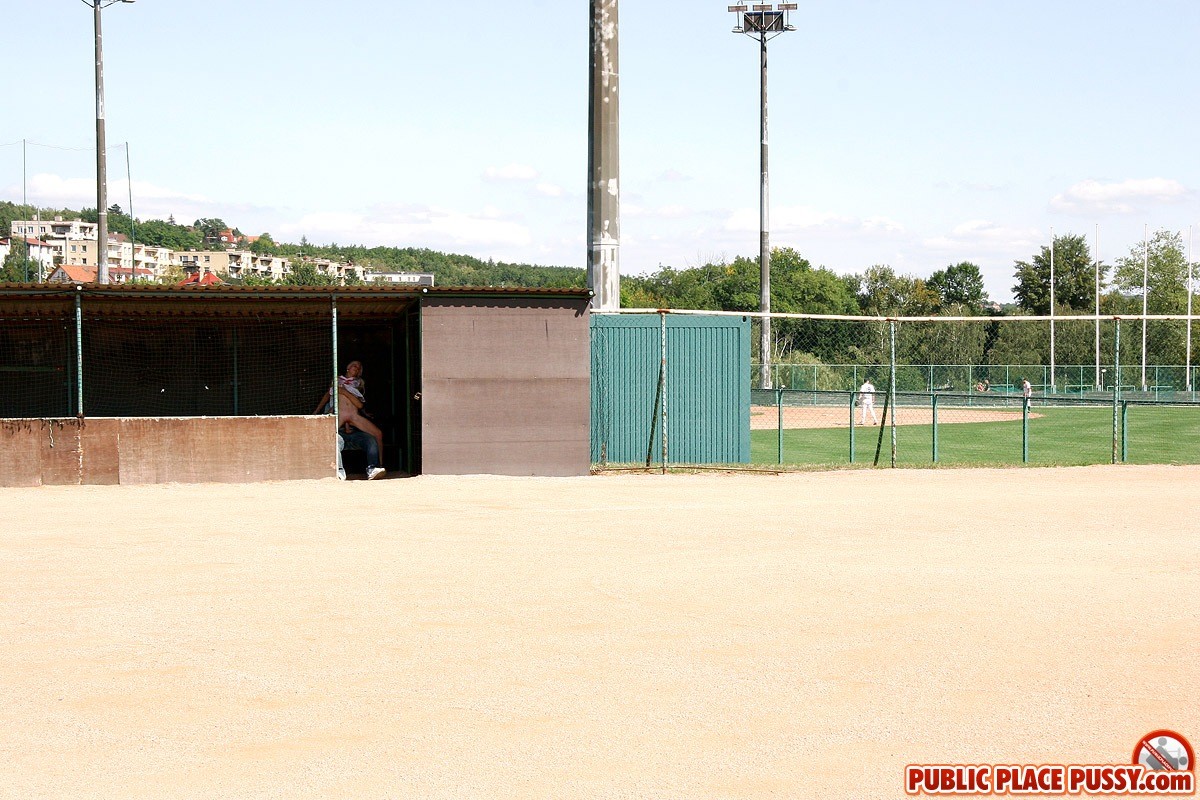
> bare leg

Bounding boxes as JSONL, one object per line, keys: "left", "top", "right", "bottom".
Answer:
{"left": 342, "top": 409, "right": 384, "bottom": 464}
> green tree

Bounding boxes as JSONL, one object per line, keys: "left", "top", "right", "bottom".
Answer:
{"left": 250, "top": 233, "right": 277, "bottom": 255}
{"left": 193, "top": 218, "right": 228, "bottom": 242}
{"left": 281, "top": 261, "right": 336, "bottom": 286}
{"left": 1113, "top": 229, "right": 1189, "bottom": 313}
{"left": 1, "top": 245, "right": 33, "bottom": 282}
{"left": 1012, "top": 233, "right": 1102, "bottom": 313}
{"left": 851, "top": 265, "right": 939, "bottom": 316}
{"left": 927, "top": 262, "right": 987, "bottom": 309}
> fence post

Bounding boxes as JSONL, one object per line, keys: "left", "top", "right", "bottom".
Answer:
{"left": 848, "top": 391, "right": 855, "bottom": 464}
{"left": 660, "top": 311, "right": 668, "bottom": 474}
{"left": 932, "top": 393, "right": 939, "bottom": 463}
{"left": 331, "top": 294, "right": 340, "bottom": 476}
{"left": 889, "top": 321, "right": 897, "bottom": 468}
{"left": 1112, "top": 319, "right": 1121, "bottom": 465}
{"left": 776, "top": 387, "right": 783, "bottom": 465}
{"left": 1022, "top": 396, "right": 1029, "bottom": 463}
{"left": 1121, "top": 401, "right": 1128, "bottom": 463}
{"left": 74, "top": 285, "right": 83, "bottom": 417}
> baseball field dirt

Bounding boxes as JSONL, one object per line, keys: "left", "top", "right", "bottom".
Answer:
{"left": 2, "top": 466, "right": 1197, "bottom": 798}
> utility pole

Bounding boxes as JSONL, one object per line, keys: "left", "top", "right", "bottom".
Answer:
{"left": 87, "top": 0, "right": 135, "bottom": 284}
{"left": 729, "top": 3, "right": 796, "bottom": 389}
{"left": 587, "top": 0, "right": 620, "bottom": 311}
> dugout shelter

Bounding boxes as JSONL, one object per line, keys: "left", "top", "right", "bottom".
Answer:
{"left": 0, "top": 283, "right": 591, "bottom": 486}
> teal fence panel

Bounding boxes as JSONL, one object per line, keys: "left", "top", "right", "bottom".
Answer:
{"left": 591, "top": 314, "right": 750, "bottom": 464}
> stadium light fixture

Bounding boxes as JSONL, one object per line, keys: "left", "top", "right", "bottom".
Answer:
{"left": 82, "top": 0, "right": 135, "bottom": 284}
{"left": 728, "top": 1, "right": 797, "bottom": 390}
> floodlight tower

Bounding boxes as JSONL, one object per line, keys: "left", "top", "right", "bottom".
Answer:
{"left": 588, "top": 0, "right": 620, "bottom": 310}
{"left": 729, "top": 3, "right": 796, "bottom": 389}
{"left": 85, "top": 0, "right": 135, "bottom": 285}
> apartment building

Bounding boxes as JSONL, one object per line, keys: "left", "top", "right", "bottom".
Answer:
{"left": 0, "top": 237, "right": 58, "bottom": 279}
{"left": 369, "top": 271, "right": 435, "bottom": 287}
{"left": 10, "top": 217, "right": 97, "bottom": 241}
{"left": 9, "top": 219, "right": 360, "bottom": 284}
{"left": 46, "top": 264, "right": 155, "bottom": 284}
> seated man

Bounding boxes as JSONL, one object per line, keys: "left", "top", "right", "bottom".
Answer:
{"left": 338, "top": 424, "right": 385, "bottom": 480}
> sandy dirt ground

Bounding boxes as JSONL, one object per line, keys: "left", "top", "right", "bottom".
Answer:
{"left": 2, "top": 467, "right": 1198, "bottom": 799}
{"left": 751, "top": 404, "right": 1039, "bottom": 429}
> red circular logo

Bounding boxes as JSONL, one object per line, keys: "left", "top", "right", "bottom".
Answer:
{"left": 1134, "top": 730, "right": 1194, "bottom": 772}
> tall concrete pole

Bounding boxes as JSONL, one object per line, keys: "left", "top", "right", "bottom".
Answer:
{"left": 758, "top": 30, "right": 771, "bottom": 389}
{"left": 93, "top": 0, "right": 110, "bottom": 284}
{"left": 587, "top": 0, "right": 619, "bottom": 310}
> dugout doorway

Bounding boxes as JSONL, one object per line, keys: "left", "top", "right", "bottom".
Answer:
{"left": 335, "top": 298, "right": 422, "bottom": 476}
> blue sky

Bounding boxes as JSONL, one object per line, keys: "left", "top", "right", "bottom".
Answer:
{"left": 3, "top": 0, "right": 1200, "bottom": 301}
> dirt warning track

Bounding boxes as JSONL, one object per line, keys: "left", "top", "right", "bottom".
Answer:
{"left": 1, "top": 467, "right": 1196, "bottom": 799}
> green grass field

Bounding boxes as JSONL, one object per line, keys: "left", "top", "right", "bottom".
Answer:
{"left": 750, "top": 405, "right": 1200, "bottom": 467}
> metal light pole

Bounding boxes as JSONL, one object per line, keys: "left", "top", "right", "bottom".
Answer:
{"left": 1094, "top": 223, "right": 1101, "bottom": 389}
{"left": 729, "top": 3, "right": 795, "bottom": 390}
{"left": 86, "top": 0, "right": 134, "bottom": 285}
{"left": 587, "top": 0, "right": 620, "bottom": 311}
{"left": 1049, "top": 227, "right": 1055, "bottom": 393}
{"left": 1141, "top": 223, "right": 1149, "bottom": 390}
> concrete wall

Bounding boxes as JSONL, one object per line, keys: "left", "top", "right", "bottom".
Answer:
{"left": 0, "top": 417, "right": 333, "bottom": 487}
{"left": 420, "top": 298, "right": 591, "bottom": 476}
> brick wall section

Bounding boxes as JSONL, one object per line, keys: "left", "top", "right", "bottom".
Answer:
{"left": 0, "top": 417, "right": 334, "bottom": 486}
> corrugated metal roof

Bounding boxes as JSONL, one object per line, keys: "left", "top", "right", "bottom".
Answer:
{"left": 0, "top": 283, "right": 592, "bottom": 300}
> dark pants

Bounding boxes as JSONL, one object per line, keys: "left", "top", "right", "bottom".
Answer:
{"left": 339, "top": 427, "right": 380, "bottom": 472}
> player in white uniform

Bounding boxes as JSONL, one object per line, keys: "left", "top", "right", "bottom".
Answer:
{"left": 859, "top": 379, "right": 878, "bottom": 425}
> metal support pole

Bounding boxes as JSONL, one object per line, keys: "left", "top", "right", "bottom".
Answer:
{"left": 1187, "top": 225, "right": 1194, "bottom": 393}
{"left": 776, "top": 387, "right": 783, "bottom": 465}
{"left": 126, "top": 141, "right": 136, "bottom": 277}
{"left": 74, "top": 287, "right": 84, "bottom": 416}
{"left": 1050, "top": 228, "right": 1055, "bottom": 393}
{"left": 1095, "top": 223, "right": 1102, "bottom": 389}
{"left": 660, "top": 310, "right": 668, "bottom": 473}
{"left": 22, "top": 139, "right": 28, "bottom": 282}
{"left": 1112, "top": 319, "right": 1121, "bottom": 464}
{"left": 331, "top": 295, "right": 339, "bottom": 474}
{"left": 848, "top": 391, "right": 855, "bottom": 464}
{"left": 232, "top": 327, "right": 239, "bottom": 414}
{"left": 889, "top": 321, "right": 897, "bottom": 468}
{"left": 758, "top": 30, "right": 772, "bottom": 390}
{"left": 93, "top": 0, "right": 110, "bottom": 285}
{"left": 1022, "top": 396, "right": 1029, "bottom": 464}
{"left": 586, "top": 0, "right": 620, "bottom": 311}
{"left": 1120, "top": 401, "right": 1128, "bottom": 463}
{"left": 1141, "top": 224, "right": 1149, "bottom": 390}
{"left": 932, "top": 393, "right": 939, "bottom": 463}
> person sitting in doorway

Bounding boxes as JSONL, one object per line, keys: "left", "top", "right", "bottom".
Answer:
{"left": 314, "top": 360, "right": 386, "bottom": 480}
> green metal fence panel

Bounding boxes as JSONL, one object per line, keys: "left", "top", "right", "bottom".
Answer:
{"left": 591, "top": 314, "right": 750, "bottom": 464}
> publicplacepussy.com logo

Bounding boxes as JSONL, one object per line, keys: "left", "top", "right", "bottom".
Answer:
{"left": 905, "top": 730, "right": 1194, "bottom": 796}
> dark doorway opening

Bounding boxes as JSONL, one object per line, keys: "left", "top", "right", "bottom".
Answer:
{"left": 337, "top": 302, "right": 420, "bottom": 475}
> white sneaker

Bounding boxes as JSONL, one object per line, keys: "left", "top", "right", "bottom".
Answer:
{"left": 366, "top": 466, "right": 386, "bottom": 481}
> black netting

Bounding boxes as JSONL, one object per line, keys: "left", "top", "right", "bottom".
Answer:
{"left": 81, "top": 315, "right": 332, "bottom": 417}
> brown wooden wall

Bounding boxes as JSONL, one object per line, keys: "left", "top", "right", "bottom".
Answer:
{"left": 0, "top": 417, "right": 334, "bottom": 486}
{"left": 419, "top": 297, "right": 590, "bottom": 476}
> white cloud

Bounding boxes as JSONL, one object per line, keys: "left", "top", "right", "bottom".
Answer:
{"left": 277, "top": 205, "right": 532, "bottom": 251}
{"left": 483, "top": 163, "right": 539, "bottom": 182}
{"left": 1050, "top": 178, "right": 1190, "bottom": 214}
{"left": 658, "top": 169, "right": 691, "bottom": 183}
{"left": 16, "top": 172, "right": 238, "bottom": 224}
{"left": 922, "top": 220, "right": 1041, "bottom": 252}
{"left": 724, "top": 205, "right": 904, "bottom": 235}
{"left": 535, "top": 182, "right": 564, "bottom": 197}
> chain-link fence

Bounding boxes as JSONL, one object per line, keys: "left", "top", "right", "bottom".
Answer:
{"left": 597, "top": 311, "right": 1199, "bottom": 469}
{"left": 0, "top": 288, "right": 405, "bottom": 421}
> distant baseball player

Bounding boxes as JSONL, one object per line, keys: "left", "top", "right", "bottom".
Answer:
{"left": 1021, "top": 378, "right": 1032, "bottom": 400}
{"left": 859, "top": 378, "right": 878, "bottom": 425}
